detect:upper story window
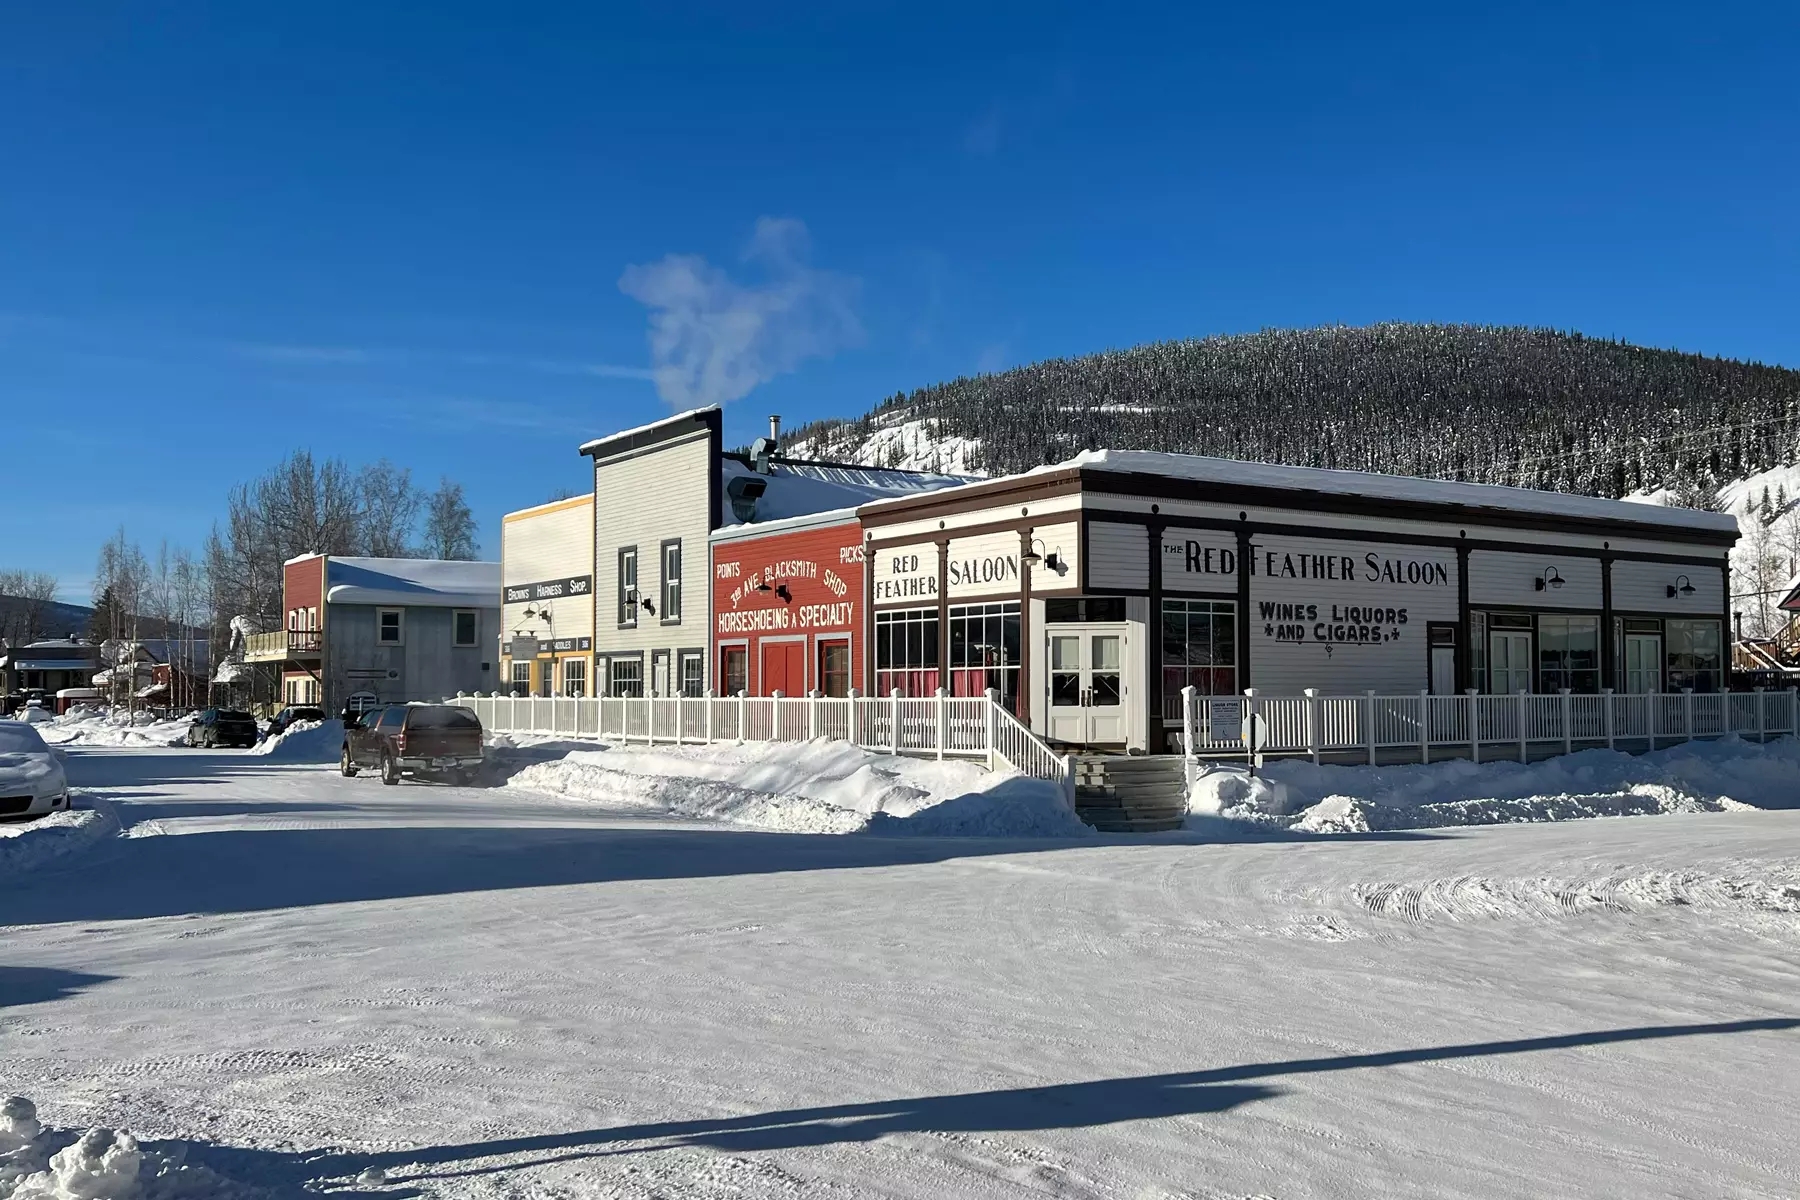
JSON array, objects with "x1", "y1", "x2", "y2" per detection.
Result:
[
  {"x1": 378, "y1": 609, "x2": 404, "y2": 644},
  {"x1": 453, "y1": 610, "x2": 478, "y2": 647},
  {"x1": 618, "y1": 547, "x2": 639, "y2": 627},
  {"x1": 661, "y1": 539, "x2": 682, "y2": 624}
]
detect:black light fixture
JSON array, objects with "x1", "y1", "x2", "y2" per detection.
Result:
[
  {"x1": 641, "y1": 597, "x2": 656, "y2": 616},
  {"x1": 775, "y1": 583, "x2": 792, "y2": 602},
  {"x1": 1667, "y1": 575, "x2": 1696, "y2": 598},
  {"x1": 755, "y1": 579, "x2": 773, "y2": 593},
  {"x1": 522, "y1": 605, "x2": 537, "y2": 619},
  {"x1": 1021, "y1": 538, "x2": 1068, "y2": 574},
  {"x1": 1534, "y1": 566, "x2": 1565, "y2": 592}
]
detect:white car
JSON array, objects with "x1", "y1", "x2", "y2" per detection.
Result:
[{"x1": 0, "y1": 720, "x2": 70, "y2": 818}]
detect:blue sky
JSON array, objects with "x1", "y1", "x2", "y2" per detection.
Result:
[{"x1": 3, "y1": 2, "x2": 1795, "y2": 598}]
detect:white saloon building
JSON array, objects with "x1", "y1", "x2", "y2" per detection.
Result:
[{"x1": 856, "y1": 451, "x2": 1736, "y2": 753}]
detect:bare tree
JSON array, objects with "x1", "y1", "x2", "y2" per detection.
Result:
[
  {"x1": 359, "y1": 460, "x2": 422, "y2": 557},
  {"x1": 93, "y1": 529, "x2": 149, "y2": 714},
  {"x1": 0, "y1": 569, "x2": 60, "y2": 646},
  {"x1": 420, "y1": 478, "x2": 479, "y2": 560}
]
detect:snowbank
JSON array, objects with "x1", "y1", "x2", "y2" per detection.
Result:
[
  {"x1": 0, "y1": 1097, "x2": 248, "y2": 1200},
  {"x1": 35, "y1": 711, "x2": 189, "y2": 749},
  {"x1": 1191, "y1": 735, "x2": 1800, "y2": 834},
  {"x1": 489, "y1": 736, "x2": 1089, "y2": 837},
  {"x1": 244, "y1": 720, "x2": 342, "y2": 763},
  {"x1": 0, "y1": 805, "x2": 118, "y2": 877}
]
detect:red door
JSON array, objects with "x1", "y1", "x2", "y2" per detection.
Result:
[{"x1": 760, "y1": 641, "x2": 805, "y2": 696}]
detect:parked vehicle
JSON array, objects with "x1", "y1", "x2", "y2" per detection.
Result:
[
  {"x1": 341, "y1": 704, "x2": 484, "y2": 785},
  {"x1": 267, "y1": 706, "x2": 327, "y2": 739},
  {"x1": 0, "y1": 720, "x2": 70, "y2": 818},
  {"x1": 186, "y1": 708, "x2": 259, "y2": 749}
]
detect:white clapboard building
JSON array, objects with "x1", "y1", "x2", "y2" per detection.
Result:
[{"x1": 855, "y1": 450, "x2": 1737, "y2": 752}]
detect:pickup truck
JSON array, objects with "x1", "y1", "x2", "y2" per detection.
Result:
[{"x1": 340, "y1": 704, "x2": 485, "y2": 785}]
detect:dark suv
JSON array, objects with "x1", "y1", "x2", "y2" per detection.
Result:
[
  {"x1": 187, "y1": 708, "x2": 259, "y2": 748},
  {"x1": 267, "y1": 706, "x2": 327, "y2": 739},
  {"x1": 341, "y1": 704, "x2": 484, "y2": 785}
]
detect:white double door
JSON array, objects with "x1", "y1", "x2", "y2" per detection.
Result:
[
  {"x1": 1624, "y1": 634, "x2": 1662, "y2": 694},
  {"x1": 1047, "y1": 624, "x2": 1127, "y2": 746}
]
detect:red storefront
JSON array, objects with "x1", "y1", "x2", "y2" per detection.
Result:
[{"x1": 710, "y1": 513, "x2": 864, "y2": 698}]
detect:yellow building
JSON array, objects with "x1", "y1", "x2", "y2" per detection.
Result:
[{"x1": 499, "y1": 494, "x2": 596, "y2": 696}]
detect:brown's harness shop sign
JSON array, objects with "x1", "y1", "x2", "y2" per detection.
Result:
[{"x1": 505, "y1": 574, "x2": 593, "y2": 604}]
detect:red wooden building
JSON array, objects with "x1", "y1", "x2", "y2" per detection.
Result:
[{"x1": 710, "y1": 511, "x2": 864, "y2": 698}]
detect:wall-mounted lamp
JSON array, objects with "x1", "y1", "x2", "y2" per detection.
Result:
[
  {"x1": 1020, "y1": 539, "x2": 1067, "y2": 574},
  {"x1": 1667, "y1": 575, "x2": 1696, "y2": 599},
  {"x1": 640, "y1": 597, "x2": 656, "y2": 616},
  {"x1": 1534, "y1": 566, "x2": 1565, "y2": 592},
  {"x1": 755, "y1": 580, "x2": 773, "y2": 593},
  {"x1": 775, "y1": 583, "x2": 792, "y2": 602}
]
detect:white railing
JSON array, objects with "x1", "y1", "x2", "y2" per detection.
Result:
[
  {"x1": 1178, "y1": 685, "x2": 1799, "y2": 766},
  {"x1": 451, "y1": 687, "x2": 1076, "y2": 807}
]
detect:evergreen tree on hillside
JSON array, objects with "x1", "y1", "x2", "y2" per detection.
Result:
[{"x1": 781, "y1": 324, "x2": 1800, "y2": 500}]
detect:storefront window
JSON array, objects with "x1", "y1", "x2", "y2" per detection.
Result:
[
  {"x1": 1666, "y1": 619, "x2": 1722, "y2": 692},
  {"x1": 562, "y1": 657, "x2": 586, "y2": 698},
  {"x1": 609, "y1": 656, "x2": 643, "y2": 698},
  {"x1": 947, "y1": 602, "x2": 1021, "y2": 713},
  {"x1": 510, "y1": 660, "x2": 531, "y2": 695},
  {"x1": 874, "y1": 608, "x2": 940, "y2": 697},
  {"x1": 1161, "y1": 600, "x2": 1236, "y2": 719},
  {"x1": 1537, "y1": 615, "x2": 1600, "y2": 693}
]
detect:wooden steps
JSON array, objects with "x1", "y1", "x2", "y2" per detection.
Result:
[{"x1": 1073, "y1": 754, "x2": 1188, "y2": 833}]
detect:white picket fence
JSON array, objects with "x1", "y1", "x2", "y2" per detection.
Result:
[
  {"x1": 450, "y1": 688, "x2": 1076, "y2": 804},
  {"x1": 1179, "y1": 686, "x2": 1800, "y2": 766}
]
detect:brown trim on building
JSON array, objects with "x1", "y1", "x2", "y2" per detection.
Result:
[
  {"x1": 935, "y1": 539, "x2": 950, "y2": 684},
  {"x1": 1235, "y1": 521, "x2": 1253, "y2": 688},
  {"x1": 1146, "y1": 517, "x2": 1165, "y2": 732},
  {"x1": 1077, "y1": 469, "x2": 1736, "y2": 547},
  {"x1": 1084, "y1": 507, "x2": 1731, "y2": 564},
  {"x1": 858, "y1": 470, "x2": 1083, "y2": 526},
  {"x1": 1018, "y1": 527, "x2": 1033, "y2": 715},
  {"x1": 866, "y1": 514, "x2": 1047, "y2": 550}
]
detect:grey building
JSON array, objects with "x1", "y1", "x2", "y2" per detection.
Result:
[
  {"x1": 245, "y1": 555, "x2": 502, "y2": 713},
  {"x1": 0, "y1": 636, "x2": 103, "y2": 711}
]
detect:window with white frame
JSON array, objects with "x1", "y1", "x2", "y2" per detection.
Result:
[
  {"x1": 378, "y1": 609, "x2": 403, "y2": 644},
  {"x1": 453, "y1": 610, "x2": 478, "y2": 647},
  {"x1": 874, "y1": 607, "x2": 940, "y2": 697},
  {"x1": 561, "y1": 657, "x2": 586, "y2": 697},
  {"x1": 609, "y1": 656, "x2": 643, "y2": 698},
  {"x1": 510, "y1": 660, "x2": 531, "y2": 694},
  {"x1": 679, "y1": 650, "x2": 704, "y2": 697},
  {"x1": 618, "y1": 547, "x2": 639, "y2": 626},
  {"x1": 721, "y1": 645, "x2": 748, "y2": 696},
  {"x1": 661, "y1": 540, "x2": 682, "y2": 623},
  {"x1": 1160, "y1": 600, "x2": 1237, "y2": 719}
]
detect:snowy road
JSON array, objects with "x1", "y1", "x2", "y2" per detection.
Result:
[{"x1": 4, "y1": 747, "x2": 1799, "y2": 1199}]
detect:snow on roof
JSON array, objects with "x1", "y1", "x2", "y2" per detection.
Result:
[
  {"x1": 861, "y1": 448, "x2": 1738, "y2": 537},
  {"x1": 711, "y1": 504, "x2": 862, "y2": 543},
  {"x1": 325, "y1": 557, "x2": 501, "y2": 608},
  {"x1": 577, "y1": 406, "x2": 719, "y2": 456},
  {"x1": 1064, "y1": 450, "x2": 1741, "y2": 533},
  {"x1": 718, "y1": 457, "x2": 966, "y2": 528}
]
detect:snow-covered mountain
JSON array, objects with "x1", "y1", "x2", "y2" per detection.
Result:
[{"x1": 781, "y1": 323, "x2": 1800, "y2": 637}]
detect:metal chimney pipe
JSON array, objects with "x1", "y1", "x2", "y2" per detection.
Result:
[{"x1": 768, "y1": 414, "x2": 781, "y2": 447}]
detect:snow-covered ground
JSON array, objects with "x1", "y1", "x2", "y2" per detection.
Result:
[
  {"x1": 1193, "y1": 735, "x2": 1800, "y2": 834},
  {"x1": 33, "y1": 709, "x2": 189, "y2": 750},
  {"x1": 485, "y1": 736, "x2": 1087, "y2": 836},
  {"x1": 3, "y1": 745, "x2": 1799, "y2": 1199}
]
